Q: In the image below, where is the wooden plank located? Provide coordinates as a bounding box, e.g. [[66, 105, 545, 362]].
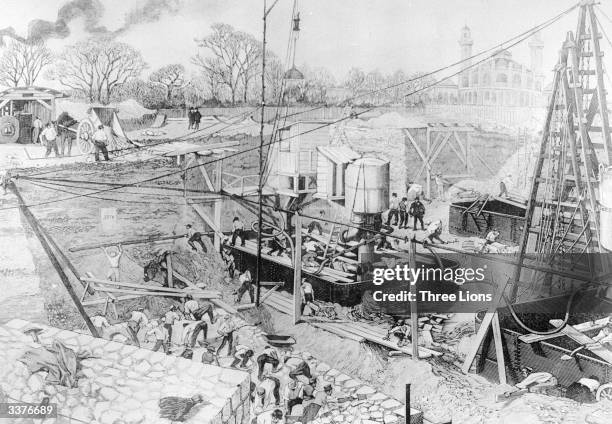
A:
[[210, 299, 240, 315], [13, 184, 100, 338], [91, 286, 220, 299], [491, 312, 507, 385], [166, 254, 173, 288], [549, 319, 612, 364], [310, 322, 366, 343], [69, 234, 185, 252], [409, 239, 419, 360], [82, 294, 143, 306], [462, 285, 506, 374], [192, 204, 225, 239], [82, 277, 216, 296]]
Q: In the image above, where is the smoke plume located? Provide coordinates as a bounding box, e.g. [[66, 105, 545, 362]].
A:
[[0, 0, 182, 45]]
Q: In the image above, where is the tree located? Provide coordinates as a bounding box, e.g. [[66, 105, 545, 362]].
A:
[[149, 64, 187, 103], [344, 67, 365, 99], [363, 70, 386, 105], [302, 66, 335, 104], [48, 37, 146, 104], [193, 23, 243, 105], [192, 23, 265, 105], [0, 40, 51, 87], [236, 32, 262, 103]]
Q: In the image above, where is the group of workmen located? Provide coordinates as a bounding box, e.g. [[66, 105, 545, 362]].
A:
[[32, 117, 111, 162]]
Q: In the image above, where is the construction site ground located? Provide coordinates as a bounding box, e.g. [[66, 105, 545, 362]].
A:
[[2, 118, 612, 423]]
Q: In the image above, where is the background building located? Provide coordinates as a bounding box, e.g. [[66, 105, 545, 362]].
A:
[[429, 27, 546, 107]]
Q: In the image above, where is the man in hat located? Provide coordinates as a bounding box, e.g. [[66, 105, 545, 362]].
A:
[[41, 122, 60, 158], [230, 344, 255, 369], [386, 193, 399, 226], [216, 314, 237, 356], [425, 219, 446, 244], [92, 124, 110, 162], [127, 307, 149, 343], [499, 174, 513, 198], [102, 244, 123, 282], [185, 224, 207, 252], [231, 217, 246, 246], [187, 107, 194, 129], [480, 229, 501, 253], [32, 116, 43, 144], [146, 319, 169, 354], [164, 305, 181, 344], [301, 278, 315, 314], [301, 384, 333, 423], [409, 196, 426, 231], [222, 247, 236, 278], [235, 268, 254, 304]]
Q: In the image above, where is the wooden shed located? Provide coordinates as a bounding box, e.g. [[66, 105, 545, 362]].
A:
[[448, 196, 526, 244], [0, 86, 68, 143], [315, 145, 361, 200], [267, 121, 333, 196]]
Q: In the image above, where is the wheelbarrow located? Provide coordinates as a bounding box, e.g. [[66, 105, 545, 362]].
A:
[[264, 334, 296, 348]]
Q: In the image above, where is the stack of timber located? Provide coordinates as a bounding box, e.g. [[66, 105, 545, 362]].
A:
[[81, 277, 220, 300], [262, 289, 442, 359]]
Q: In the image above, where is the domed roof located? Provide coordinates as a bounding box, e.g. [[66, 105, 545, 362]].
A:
[[283, 66, 304, 80]]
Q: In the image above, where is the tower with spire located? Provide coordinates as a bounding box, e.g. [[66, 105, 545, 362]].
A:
[[529, 31, 544, 91], [458, 25, 473, 87]]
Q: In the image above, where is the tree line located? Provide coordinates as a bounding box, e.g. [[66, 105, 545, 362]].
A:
[[0, 23, 434, 109]]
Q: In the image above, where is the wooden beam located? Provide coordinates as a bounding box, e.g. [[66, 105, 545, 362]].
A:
[[69, 234, 186, 252], [409, 238, 419, 360], [414, 132, 452, 181], [82, 294, 142, 306], [166, 254, 173, 288], [35, 99, 52, 110], [12, 184, 100, 338], [294, 212, 302, 324], [191, 203, 224, 239], [461, 284, 506, 374], [491, 312, 507, 385], [82, 277, 218, 296], [91, 286, 220, 299]]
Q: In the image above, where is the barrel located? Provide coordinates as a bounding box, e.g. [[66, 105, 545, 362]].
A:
[[345, 157, 389, 214]]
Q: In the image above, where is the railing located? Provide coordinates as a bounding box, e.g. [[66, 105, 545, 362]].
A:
[[222, 172, 260, 195]]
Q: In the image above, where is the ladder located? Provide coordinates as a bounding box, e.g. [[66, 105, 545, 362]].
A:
[[512, 2, 612, 299], [323, 223, 342, 257]]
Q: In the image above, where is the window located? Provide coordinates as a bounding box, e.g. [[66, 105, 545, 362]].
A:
[[496, 73, 508, 84], [471, 72, 479, 85], [279, 130, 290, 152], [512, 74, 521, 88], [482, 73, 491, 86]]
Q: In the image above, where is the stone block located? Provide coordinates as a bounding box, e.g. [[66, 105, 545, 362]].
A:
[[133, 360, 151, 374], [316, 362, 331, 374], [99, 387, 119, 401], [381, 399, 402, 410], [334, 374, 351, 383], [369, 393, 387, 401], [344, 379, 361, 389]]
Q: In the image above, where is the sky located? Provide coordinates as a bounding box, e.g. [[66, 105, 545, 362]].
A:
[[2, 0, 612, 88]]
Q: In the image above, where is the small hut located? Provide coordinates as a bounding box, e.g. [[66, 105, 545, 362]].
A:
[[0, 86, 68, 144]]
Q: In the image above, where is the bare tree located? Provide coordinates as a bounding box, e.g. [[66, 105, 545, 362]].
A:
[[149, 64, 187, 103], [48, 37, 146, 104], [0, 40, 23, 87], [193, 23, 243, 105], [236, 32, 262, 103], [0, 40, 51, 87], [344, 67, 365, 99]]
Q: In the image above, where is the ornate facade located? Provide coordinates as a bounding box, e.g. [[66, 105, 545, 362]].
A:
[[429, 26, 546, 107]]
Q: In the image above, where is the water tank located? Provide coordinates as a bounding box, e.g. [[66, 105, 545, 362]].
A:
[[601, 166, 612, 251], [345, 157, 389, 214]]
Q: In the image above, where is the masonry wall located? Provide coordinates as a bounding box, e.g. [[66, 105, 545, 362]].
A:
[[0, 319, 250, 424]]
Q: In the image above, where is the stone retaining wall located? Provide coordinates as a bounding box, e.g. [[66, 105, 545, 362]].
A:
[[0, 319, 250, 424]]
